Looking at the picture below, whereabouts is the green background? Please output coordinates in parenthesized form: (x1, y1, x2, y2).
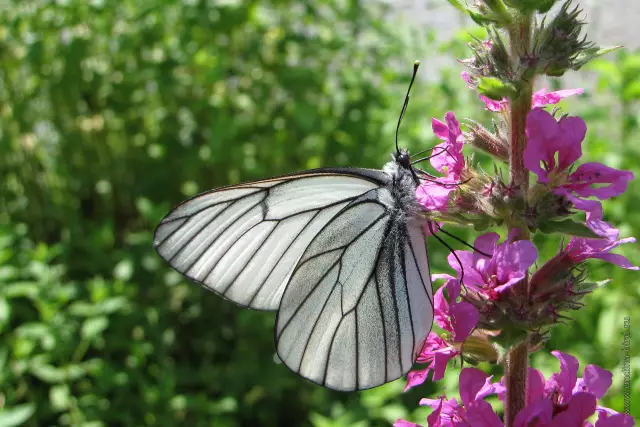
(0, 1, 637, 426)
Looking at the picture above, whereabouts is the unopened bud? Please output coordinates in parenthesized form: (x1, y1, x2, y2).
(466, 120, 509, 161)
(532, 1, 609, 77)
(458, 330, 499, 364)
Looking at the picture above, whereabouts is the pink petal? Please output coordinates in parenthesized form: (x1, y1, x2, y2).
(459, 368, 491, 406)
(445, 276, 462, 301)
(480, 95, 506, 112)
(595, 408, 635, 427)
(591, 253, 639, 270)
(461, 71, 472, 86)
(568, 162, 634, 199)
(445, 112, 462, 139)
(448, 251, 485, 287)
(528, 368, 547, 404)
(572, 365, 612, 399)
(450, 301, 479, 342)
(555, 189, 604, 221)
(524, 108, 561, 181)
(550, 392, 596, 425)
(433, 286, 451, 331)
(532, 88, 584, 108)
(394, 420, 423, 427)
(432, 350, 457, 381)
(466, 400, 504, 427)
(474, 232, 501, 256)
(514, 398, 553, 427)
(556, 116, 586, 170)
(495, 240, 538, 288)
(432, 118, 450, 140)
(549, 351, 579, 403)
(405, 367, 432, 392)
(416, 180, 456, 212)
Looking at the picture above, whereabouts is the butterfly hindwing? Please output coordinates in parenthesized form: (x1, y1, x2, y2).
(274, 187, 434, 391)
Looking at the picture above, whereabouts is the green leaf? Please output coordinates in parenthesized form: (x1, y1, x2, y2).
(538, 219, 602, 238)
(477, 77, 517, 100)
(446, 0, 467, 12)
(81, 316, 109, 339)
(50, 384, 71, 411)
(0, 404, 36, 427)
(0, 297, 10, 330)
(572, 46, 623, 71)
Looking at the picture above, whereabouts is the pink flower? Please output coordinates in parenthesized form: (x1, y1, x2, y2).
(404, 276, 479, 391)
(431, 112, 465, 179)
(448, 231, 538, 296)
(397, 353, 634, 427)
(396, 368, 503, 427)
(501, 351, 634, 427)
(524, 109, 634, 216)
(416, 112, 465, 213)
(564, 218, 638, 270)
(433, 274, 479, 342)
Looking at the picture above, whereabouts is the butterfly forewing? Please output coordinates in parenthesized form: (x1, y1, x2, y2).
(274, 188, 434, 391)
(153, 170, 387, 310)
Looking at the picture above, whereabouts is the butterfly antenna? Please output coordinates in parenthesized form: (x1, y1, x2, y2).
(433, 224, 491, 257)
(427, 221, 466, 290)
(395, 60, 420, 154)
(409, 146, 450, 166)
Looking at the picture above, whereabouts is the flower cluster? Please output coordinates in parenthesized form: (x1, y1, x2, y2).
(396, 352, 634, 427)
(405, 2, 636, 426)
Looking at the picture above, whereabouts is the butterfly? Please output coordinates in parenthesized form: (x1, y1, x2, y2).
(153, 62, 436, 391)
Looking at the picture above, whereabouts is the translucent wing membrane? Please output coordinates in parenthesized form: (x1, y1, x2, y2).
(275, 188, 434, 391)
(154, 170, 387, 310)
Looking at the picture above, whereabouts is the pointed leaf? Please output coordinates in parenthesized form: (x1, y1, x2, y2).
(538, 219, 602, 238)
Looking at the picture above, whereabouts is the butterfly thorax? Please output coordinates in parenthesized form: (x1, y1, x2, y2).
(381, 158, 422, 222)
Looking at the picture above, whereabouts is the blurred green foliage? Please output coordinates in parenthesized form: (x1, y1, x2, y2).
(0, 1, 638, 426)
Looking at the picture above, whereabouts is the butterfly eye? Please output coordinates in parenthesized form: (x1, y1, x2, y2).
(395, 150, 412, 169)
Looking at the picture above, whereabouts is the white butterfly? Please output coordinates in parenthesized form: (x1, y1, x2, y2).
(154, 150, 434, 391)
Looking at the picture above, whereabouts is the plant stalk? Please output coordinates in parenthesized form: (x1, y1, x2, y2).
(504, 342, 529, 426)
(504, 13, 534, 427)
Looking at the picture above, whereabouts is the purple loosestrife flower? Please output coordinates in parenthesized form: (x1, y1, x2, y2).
(416, 112, 465, 212)
(524, 108, 634, 219)
(395, 368, 503, 427)
(404, 277, 479, 391)
(449, 231, 538, 298)
(398, 353, 634, 427)
(502, 351, 635, 427)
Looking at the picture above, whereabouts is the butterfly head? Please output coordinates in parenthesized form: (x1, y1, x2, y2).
(393, 149, 412, 170)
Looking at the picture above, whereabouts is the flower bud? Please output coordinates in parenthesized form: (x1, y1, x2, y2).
(532, 1, 612, 77)
(459, 330, 500, 364)
(466, 120, 509, 161)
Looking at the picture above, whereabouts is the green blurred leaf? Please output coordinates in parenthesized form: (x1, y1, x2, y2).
(0, 404, 36, 427)
(81, 316, 109, 339)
